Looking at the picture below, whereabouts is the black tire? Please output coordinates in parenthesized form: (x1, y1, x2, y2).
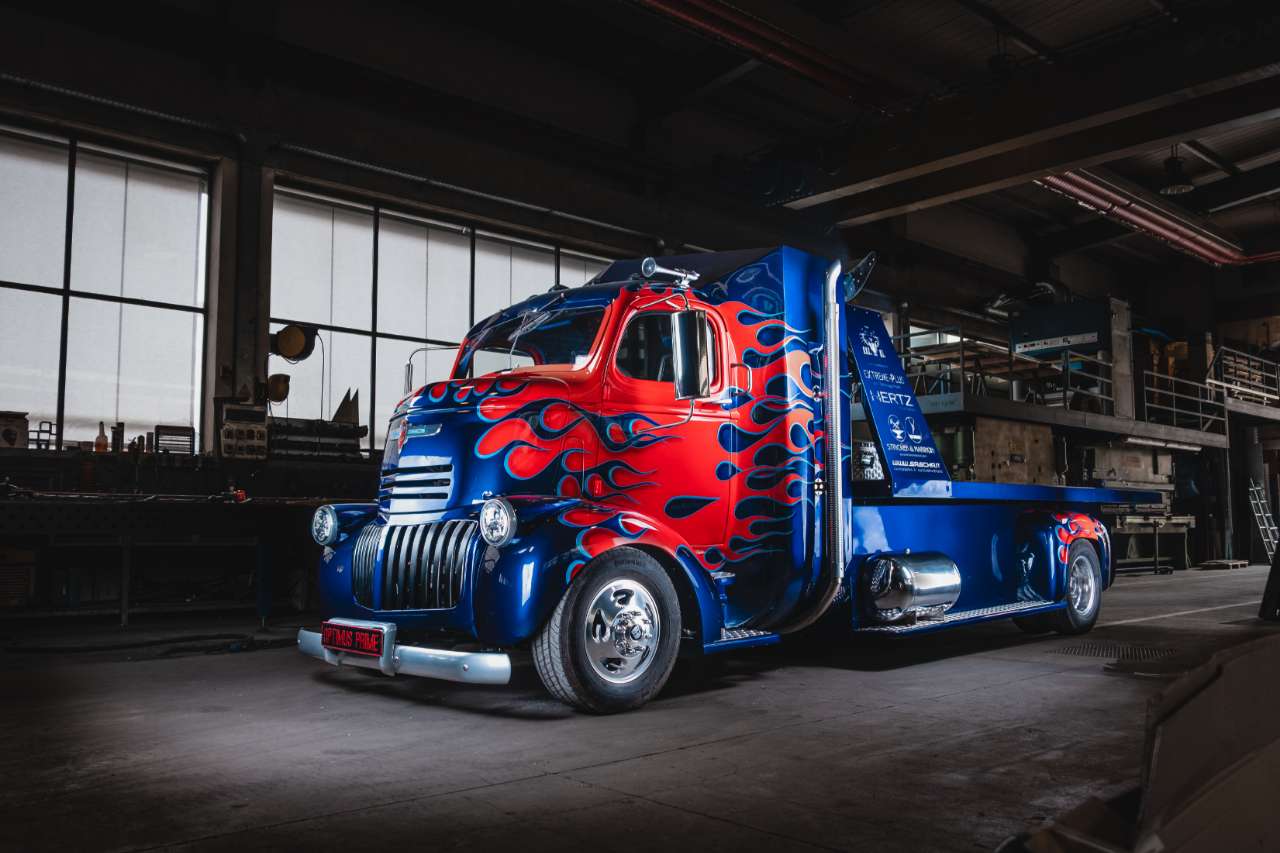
(532, 547, 681, 713)
(1047, 539, 1103, 635)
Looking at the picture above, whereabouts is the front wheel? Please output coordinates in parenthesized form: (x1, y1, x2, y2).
(532, 547, 681, 713)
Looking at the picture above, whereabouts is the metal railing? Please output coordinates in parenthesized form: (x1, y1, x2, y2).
(1207, 346, 1280, 406)
(847, 325, 1230, 438)
(863, 326, 1114, 415)
(1141, 371, 1226, 434)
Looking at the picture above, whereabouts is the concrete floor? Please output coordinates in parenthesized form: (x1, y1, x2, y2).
(4, 566, 1277, 853)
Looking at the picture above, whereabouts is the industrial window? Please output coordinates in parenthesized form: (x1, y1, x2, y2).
(269, 186, 613, 451)
(615, 312, 717, 383)
(473, 232, 557, 321)
(0, 127, 208, 450)
(559, 249, 611, 287)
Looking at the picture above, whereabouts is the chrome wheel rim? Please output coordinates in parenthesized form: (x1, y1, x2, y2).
(583, 578, 660, 684)
(1067, 554, 1097, 616)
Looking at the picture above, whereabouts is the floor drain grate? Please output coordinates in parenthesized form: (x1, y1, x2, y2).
(1050, 642, 1177, 661)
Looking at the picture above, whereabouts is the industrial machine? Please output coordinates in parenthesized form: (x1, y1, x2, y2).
(298, 247, 1157, 713)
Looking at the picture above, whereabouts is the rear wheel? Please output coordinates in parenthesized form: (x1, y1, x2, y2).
(1053, 539, 1102, 634)
(532, 547, 681, 713)
(1015, 540, 1102, 635)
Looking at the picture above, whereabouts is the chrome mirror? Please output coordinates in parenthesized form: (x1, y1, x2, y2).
(671, 309, 711, 400)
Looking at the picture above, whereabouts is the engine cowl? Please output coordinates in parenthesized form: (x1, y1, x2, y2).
(862, 552, 961, 622)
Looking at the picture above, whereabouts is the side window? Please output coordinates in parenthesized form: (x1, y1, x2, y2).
(615, 311, 717, 383)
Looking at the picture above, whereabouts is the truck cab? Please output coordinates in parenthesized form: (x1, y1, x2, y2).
(299, 246, 1156, 713)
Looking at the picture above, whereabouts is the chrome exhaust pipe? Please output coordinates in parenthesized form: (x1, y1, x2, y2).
(773, 259, 845, 634)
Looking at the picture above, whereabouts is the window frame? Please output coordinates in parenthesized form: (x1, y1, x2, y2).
(0, 125, 211, 450)
(608, 308, 722, 394)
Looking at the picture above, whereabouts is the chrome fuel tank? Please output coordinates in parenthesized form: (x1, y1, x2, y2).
(862, 552, 961, 622)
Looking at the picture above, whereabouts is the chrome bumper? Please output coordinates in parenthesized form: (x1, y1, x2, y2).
(297, 618, 511, 685)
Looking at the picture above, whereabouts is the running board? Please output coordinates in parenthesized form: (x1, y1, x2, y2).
(704, 627, 780, 654)
(854, 600, 1064, 635)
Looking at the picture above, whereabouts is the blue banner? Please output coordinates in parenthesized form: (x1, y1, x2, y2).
(847, 307, 951, 497)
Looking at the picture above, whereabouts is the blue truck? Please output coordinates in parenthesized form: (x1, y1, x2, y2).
(298, 246, 1156, 712)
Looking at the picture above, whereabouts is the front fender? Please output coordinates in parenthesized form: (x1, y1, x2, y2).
(471, 496, 723, 648)
(314, 503, 379, 616)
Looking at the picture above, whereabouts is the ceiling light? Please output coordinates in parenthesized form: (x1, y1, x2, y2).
(1159, 146, 1195, 196)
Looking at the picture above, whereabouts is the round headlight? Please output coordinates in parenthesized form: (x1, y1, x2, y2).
(479, 497, 516, 547)
(311, 505, 339, 546)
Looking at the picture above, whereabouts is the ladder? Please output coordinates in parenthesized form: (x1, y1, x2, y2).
(1248, 480, 1278, 563)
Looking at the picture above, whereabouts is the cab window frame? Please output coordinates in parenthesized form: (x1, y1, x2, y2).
(610, 307, 721, 390)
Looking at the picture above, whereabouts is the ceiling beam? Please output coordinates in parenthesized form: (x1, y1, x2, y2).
(687, 0, 939, 98)
(806, 72, 1280, 226)
(779, 0, 1280, 210)
(0, 3, 840, 257)
(950, 0, 1059, 64)
(1192, 159, 1280, 211)
(1182, 139, 1240, 176)
(1035, 219, 1132, 258)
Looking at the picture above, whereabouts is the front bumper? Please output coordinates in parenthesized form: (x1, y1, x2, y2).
(297, 618, 511, 685)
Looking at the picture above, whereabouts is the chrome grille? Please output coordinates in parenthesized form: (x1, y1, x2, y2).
(350, 522, 382, 607)
(355, 519, 476, 611)
(379, 461, 454, 516)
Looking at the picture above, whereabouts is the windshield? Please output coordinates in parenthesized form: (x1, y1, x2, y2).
(455, 305, 607, 378)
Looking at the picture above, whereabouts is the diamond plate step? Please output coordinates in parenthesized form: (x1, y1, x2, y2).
(854, 600, 1060, 634)
(704, 626, 780, 653)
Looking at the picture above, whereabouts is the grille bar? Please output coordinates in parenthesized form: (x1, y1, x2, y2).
(351, 523, 382, 607)
(353, 519, 476, 610)
(380, 461, 455, 515)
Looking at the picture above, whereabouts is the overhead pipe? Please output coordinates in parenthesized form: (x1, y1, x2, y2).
(634, 0, 890, 111)
(1037, 170, 1280, 266)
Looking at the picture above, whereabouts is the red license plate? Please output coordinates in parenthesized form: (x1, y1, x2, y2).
(321, 621, 384, 657)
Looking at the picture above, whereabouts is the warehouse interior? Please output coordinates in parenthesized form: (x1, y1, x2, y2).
(2, 2, 1280, 851)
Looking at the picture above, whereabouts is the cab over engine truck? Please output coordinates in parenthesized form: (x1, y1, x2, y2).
(299, 247, 1156, 713)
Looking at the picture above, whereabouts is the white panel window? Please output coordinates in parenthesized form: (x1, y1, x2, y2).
(0, 288, 61, 431)
(331, 207, 374, 329)
(376, 215, 428, 339)
(510, 244, 555, 305)
(560, 251, 611, 286)
(117, 304, 202, 434)
(473, 235, 512, 322)
(71, 154, 207, 306)
(270, 194, 333, 327)
(426, 228, 471, 342)
(270, 193, 372, 330)
(70, 154, 127, 296)
(0, 133, 68, 288)
(63, 299, 119, 441)
(64, 299, 202, 443)
(123, 163, 205, 305)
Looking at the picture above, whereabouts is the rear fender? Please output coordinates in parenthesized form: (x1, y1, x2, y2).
(1017, 510, 1110, 602)
(471, 496, 723, 647)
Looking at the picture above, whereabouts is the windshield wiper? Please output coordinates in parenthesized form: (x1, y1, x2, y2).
(506, 292, 567, 370)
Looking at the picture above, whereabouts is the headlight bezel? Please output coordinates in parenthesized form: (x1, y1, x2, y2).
(311, 505, 339, 546)
(479, 497, 517, 547)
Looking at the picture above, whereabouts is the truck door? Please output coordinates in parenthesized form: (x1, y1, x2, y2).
(601, 306, 729, 548)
